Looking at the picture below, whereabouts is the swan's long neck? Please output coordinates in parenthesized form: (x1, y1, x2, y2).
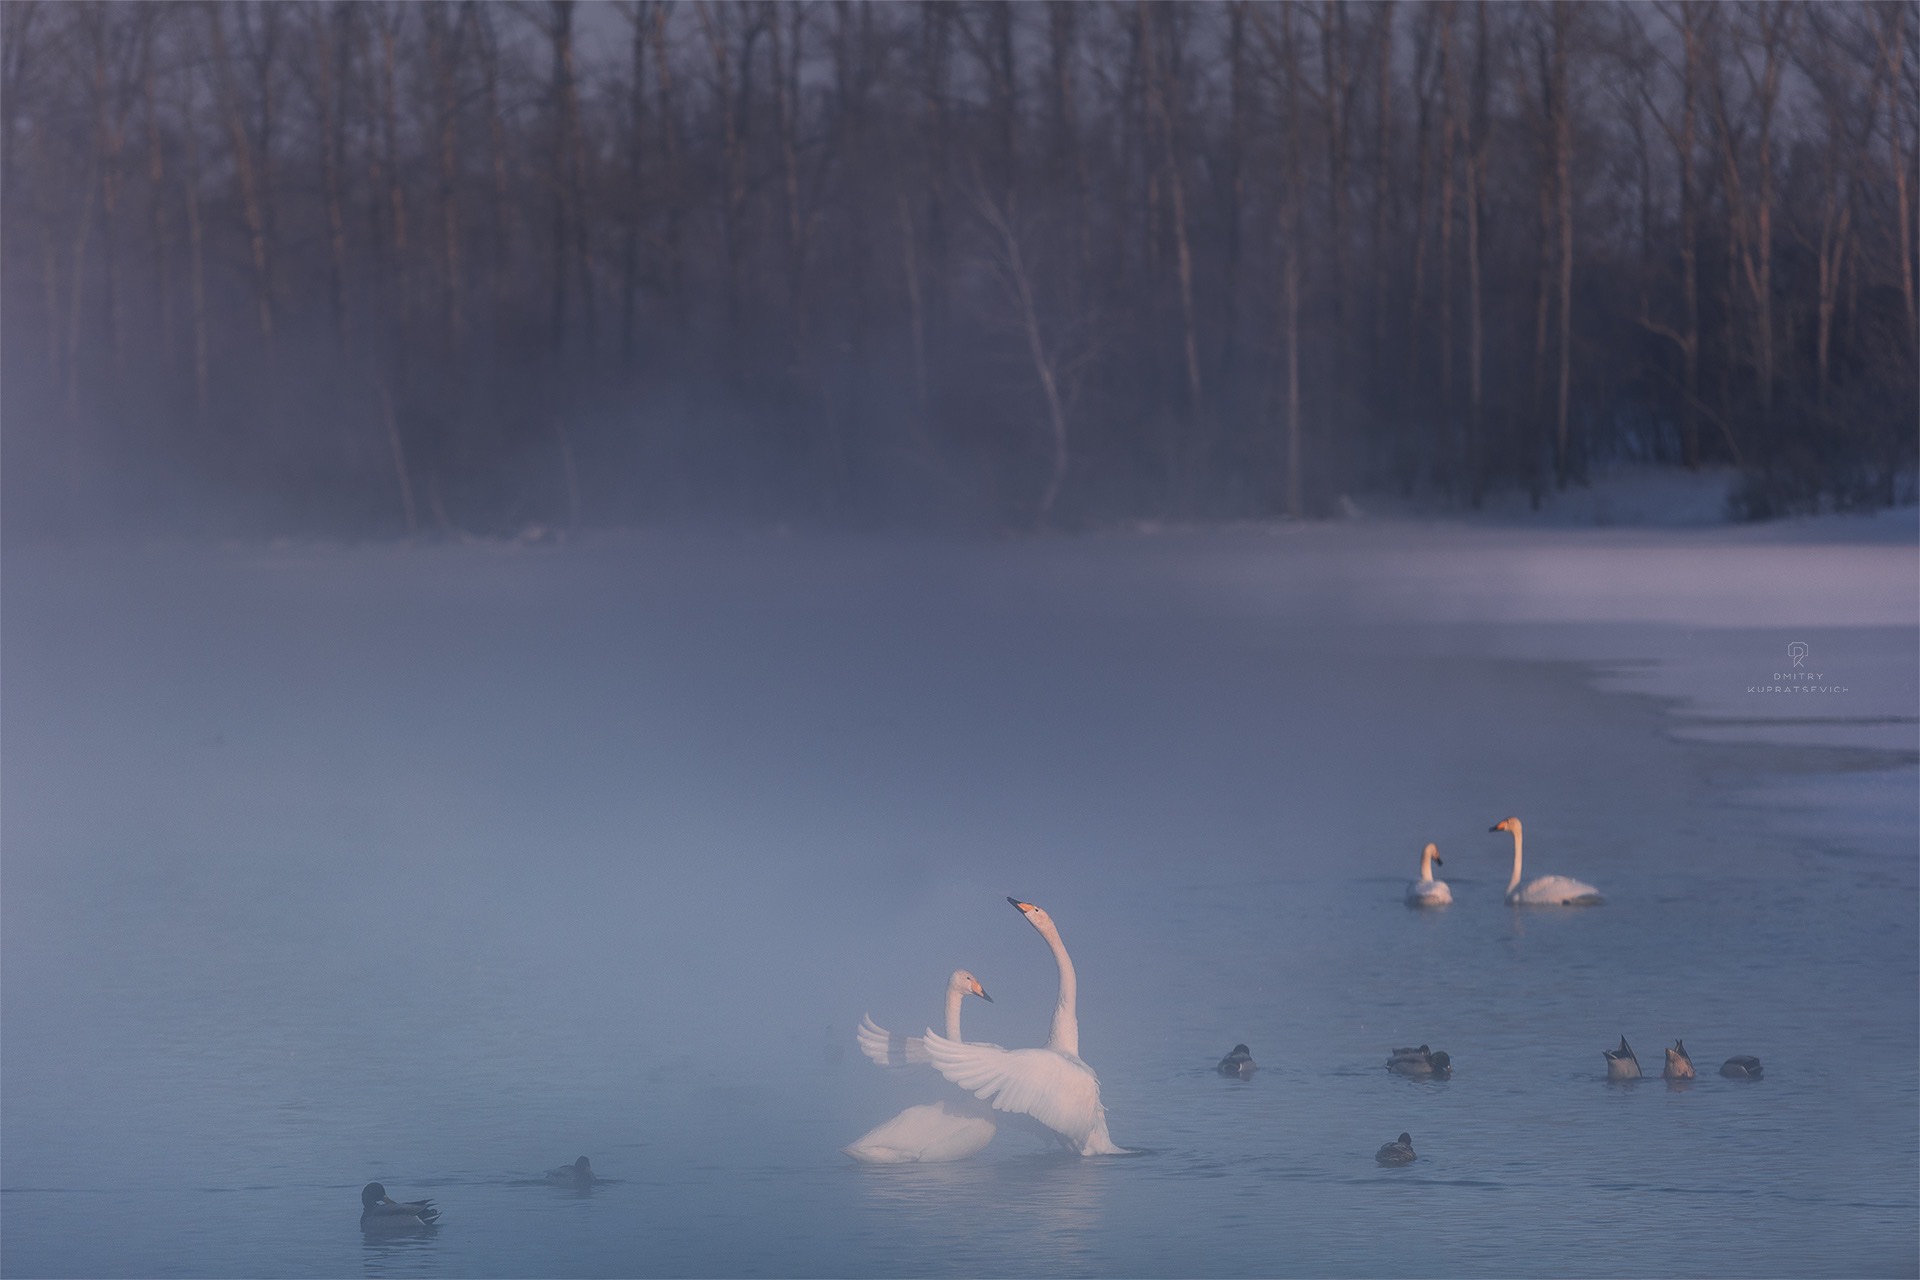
(1504, 822, 1525, 895)
(1035, 920, 1080, 1058)
(1419, 847, 1436, 882)
(942, 982, 967, 1043)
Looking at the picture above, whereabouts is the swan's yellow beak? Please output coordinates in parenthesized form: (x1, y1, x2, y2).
(974, 983, 994, 1002)
(1007, 897, 1036, 914)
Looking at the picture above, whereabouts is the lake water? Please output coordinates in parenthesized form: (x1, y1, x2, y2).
(4, 520, 1915, 1277)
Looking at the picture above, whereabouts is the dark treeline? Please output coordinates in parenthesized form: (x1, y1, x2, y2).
(2, 1, 1913, 538)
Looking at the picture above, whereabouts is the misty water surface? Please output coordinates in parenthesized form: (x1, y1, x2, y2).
(3, 523, 1915, 1277)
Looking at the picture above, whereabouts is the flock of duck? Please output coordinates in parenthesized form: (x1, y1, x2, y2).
(843, 815, 1762, 1171)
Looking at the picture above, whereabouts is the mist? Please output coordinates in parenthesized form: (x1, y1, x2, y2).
(3, 1, 1915, 542)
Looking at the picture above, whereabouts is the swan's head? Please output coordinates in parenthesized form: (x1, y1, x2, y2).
(362, 1183, 388, 1210)
(1490, 817, 1522, 835)
(1007, 897, 1057, 934)
(572, 1156, 592, 1174)
(1423, 843, 1442, 865)
(1229, 1044, 1250, 1057)
(1396, 1132, 1412, 1146)
(948, 969, 993, 1003)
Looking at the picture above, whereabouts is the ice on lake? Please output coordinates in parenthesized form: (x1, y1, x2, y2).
(3, 512, 1915, 1277)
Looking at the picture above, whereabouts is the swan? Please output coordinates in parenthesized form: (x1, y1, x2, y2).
(1603, 1035, 1641, 1080)
(921, 897, 1127, 1157)
(1405, 843, 1452, 907)
(855, 970, 992, 1069)
(546, 1156, 594, 1186)
(843, 969, 999, 1164)
(1375, 1132, 1416, 1165)
(1491, 817, 1603, 905)
(1663, 1040, 1695, 1080)
(360, 1182, 440, 1229)
(1217, 1044, 1256, 1077)
(1386, 1045, 1452, 1077)
(1719, 1055, 1763, 1080)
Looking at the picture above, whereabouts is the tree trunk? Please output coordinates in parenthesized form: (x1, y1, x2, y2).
(1553, 4, 1574, 489)
(427, 3, 464, 351)
(207, 3, 275, 348)
(1466, 4, 1489, 506)
(140, 14, 173, 361)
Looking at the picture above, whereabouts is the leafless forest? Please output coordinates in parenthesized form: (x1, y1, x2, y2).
(2, 1, 1913, 537)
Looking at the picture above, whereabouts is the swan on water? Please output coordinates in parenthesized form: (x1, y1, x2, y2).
(1217, 1044, 1256, 1078)
(1490, 817, 1604, 905)
(1719, 1055, 1763, 1080)
(844, 969, 999, 1164)
(1603, 1035, 1641, 1080)
(1405, 843, 1452, 907)
(1663, 1040, 1695, 1080)
(922, 897, 1128, 1157)
(1375, 1132, 1416, 1165)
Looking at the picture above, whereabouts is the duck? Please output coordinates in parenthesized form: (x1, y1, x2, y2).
(1404, 843, 1452, 907)
(1719, 1055, 1763, 1080)
(1663, 1040, 1695, 1080)
(1490, 817, 1604, 905)
(1386, 1045, 1452, 1078)
(1603, 1035, 1641, 1080)
(546, 1156, 594, 1187)
(1217, 1044, 1256, 1078)
(1375, 1132, 1416, 1165)
(360, 1182, 440, 1229)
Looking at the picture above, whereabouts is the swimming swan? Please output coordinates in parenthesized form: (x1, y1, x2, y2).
(1491, 817, 1603, 905)
(922, 898, 1128, 1157)
(1375, 1132, 1416, 1165)
(844, 970, 998, 1164)
(360, 1182, 440, 1229)
(1603, 1035, 1641, 1080)
(1405, 843, 1452, 907)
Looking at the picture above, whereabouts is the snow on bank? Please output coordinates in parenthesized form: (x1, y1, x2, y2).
(1142, 507, 1916, 758)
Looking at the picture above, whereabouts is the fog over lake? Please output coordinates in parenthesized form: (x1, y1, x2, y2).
(3, 514, 1915, 1277)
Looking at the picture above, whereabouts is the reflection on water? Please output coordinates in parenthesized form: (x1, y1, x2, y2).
(360, 1227, 440, 1278)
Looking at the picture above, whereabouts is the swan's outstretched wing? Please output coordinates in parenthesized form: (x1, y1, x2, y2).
(857, 1014, 928, 1068)
(921, 1028, 1103, 1149)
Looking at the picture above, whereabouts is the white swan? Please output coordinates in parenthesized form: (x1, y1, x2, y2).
(1405, 842, 1452, 907)
(922, 897, 1127, 1157)
(855, 970, 992, 1068)
(1491, 817, 1603, 905)
(843, 970, 998, 1164)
